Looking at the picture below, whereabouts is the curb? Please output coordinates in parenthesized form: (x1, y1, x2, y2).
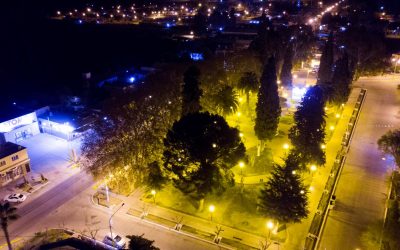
(125, 213, 235, 250)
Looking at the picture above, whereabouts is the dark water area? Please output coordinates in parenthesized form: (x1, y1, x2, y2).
(1, 1, 180, 108)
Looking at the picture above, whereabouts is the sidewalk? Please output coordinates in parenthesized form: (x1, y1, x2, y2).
(95, 190, 279, 250)
(284, 88, 361, 249)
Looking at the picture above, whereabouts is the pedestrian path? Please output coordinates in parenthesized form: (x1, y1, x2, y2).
(95, 189, 280, 250)
(284, 88, 361, 249)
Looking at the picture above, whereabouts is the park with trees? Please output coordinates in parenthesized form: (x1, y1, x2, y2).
(81, 21, 358, 242)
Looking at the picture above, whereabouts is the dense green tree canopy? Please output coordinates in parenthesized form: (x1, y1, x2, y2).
(238, 71, 259, 104)
(254, 57, 281, 141)
(259, 155, 309, 224)
(214, 86, 239, 116)
(143, 161, 167, 191)
(182, 65, 203, 116)
(378, 130, 400, 168)
(330, 52, 352, 105)
(318, 32, 334, 84)
(289, 86, 326, 167)
(280, 45, 294, 88)
(81, 66, 182, 193)
(127, 235, 160, 250)
(339, 26, 390, 77)
(163, 112, 246, 200)
(0, 202, 19, 250)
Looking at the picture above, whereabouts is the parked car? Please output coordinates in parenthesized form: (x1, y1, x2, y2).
(4, 193, 27, 203)
(103, 234, 126, 249)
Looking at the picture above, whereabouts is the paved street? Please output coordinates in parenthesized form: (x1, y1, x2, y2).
(0, 134, 230, 250)
(284, 86, 360, 249)
(319, 75, 399, 249)
(1, 171, 229, 250)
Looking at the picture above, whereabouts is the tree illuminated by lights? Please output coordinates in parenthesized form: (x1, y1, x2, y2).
(163, 112, 246, 210)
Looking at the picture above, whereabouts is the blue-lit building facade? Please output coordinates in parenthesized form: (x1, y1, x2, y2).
(0, 111, 41, 144)
(0, 106, 95, 143)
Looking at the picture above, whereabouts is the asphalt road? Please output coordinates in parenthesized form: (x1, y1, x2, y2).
(319, 76, 399, 249)
(1, 170, 226, 250)
(4, 171, 93, 244)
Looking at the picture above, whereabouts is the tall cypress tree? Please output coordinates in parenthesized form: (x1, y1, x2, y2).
(181, 66, 202, 116)
(289, 85, 326, 167)
(280, 45, 294, 88)
(254, 57, 281, 142)
(331, 52, 352, 105)
(259, 154, 309, 224)
(317, 32, 334, 84)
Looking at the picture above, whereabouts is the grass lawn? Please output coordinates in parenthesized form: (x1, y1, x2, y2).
(142, 183, 286, 241)
(225, 93, 294, 176)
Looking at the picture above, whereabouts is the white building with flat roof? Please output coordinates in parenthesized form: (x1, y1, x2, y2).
(0, 111, 40, 144)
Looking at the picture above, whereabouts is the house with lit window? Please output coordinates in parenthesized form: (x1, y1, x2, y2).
(0, 142, 31, 186)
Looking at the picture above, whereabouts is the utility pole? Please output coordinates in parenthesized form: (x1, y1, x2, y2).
(109, 203, 125, 241)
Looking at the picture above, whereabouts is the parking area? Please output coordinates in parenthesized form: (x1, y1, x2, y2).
(18, 133, 81, 175)
(0, 133, 82, 203)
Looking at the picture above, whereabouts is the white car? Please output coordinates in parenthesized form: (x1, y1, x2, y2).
(103, 234, 126, 249)
(4, 193, 27, 203)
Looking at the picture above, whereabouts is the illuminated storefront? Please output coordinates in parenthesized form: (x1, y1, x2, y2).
(0, 112, 40, 143)
(39, 119, 76, 141)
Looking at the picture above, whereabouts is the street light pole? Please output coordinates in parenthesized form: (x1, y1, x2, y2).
(209, 205, 215, 221)
(109, 203, 125, 241)
(239, 161, 245, 193)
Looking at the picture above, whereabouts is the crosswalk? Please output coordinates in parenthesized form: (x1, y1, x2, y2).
(374, 124, 395, 128)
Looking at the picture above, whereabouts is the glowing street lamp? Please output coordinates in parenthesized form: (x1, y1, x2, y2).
(151, 189, 157, 204)
(329, 125, 335, 131)
(209, 205, 215, 221)
(266, 220, 275, 244)
(321, 144, 326, 150)
(310, 165, 317, 178)
(266, 221, 274, 230)
(283, 143, 289, 150)
(335, 113, 341, 119)
(239, 161, 245, 191)
(310, 165, 317, 172)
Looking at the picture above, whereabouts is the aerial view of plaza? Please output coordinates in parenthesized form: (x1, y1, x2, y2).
(1, 0, 400, 249)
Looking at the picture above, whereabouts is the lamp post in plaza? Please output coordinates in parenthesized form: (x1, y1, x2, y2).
(239, 161, 245, 193)
(260, 220, 275, 250)
(151, 189, 157, 204)
(209, 205, 215, 221)
(310, 164, 317, 178)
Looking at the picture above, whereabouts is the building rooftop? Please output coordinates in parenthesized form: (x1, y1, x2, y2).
(0, 142, 26, 159)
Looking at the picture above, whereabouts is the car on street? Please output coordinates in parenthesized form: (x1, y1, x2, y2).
(4, 193, 27, 203)
(103, 234, 126, 249)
